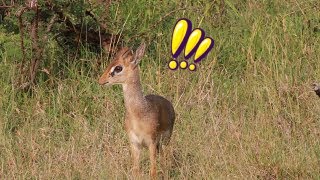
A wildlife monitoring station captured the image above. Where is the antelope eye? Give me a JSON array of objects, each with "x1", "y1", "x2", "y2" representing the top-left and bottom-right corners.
[{"x1": 114, "y1": 66, "x2": 123, "y2": 73}]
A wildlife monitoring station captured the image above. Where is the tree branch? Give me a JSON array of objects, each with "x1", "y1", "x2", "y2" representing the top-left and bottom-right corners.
[
  {"x1": 29, "y1": 6, "x2": 41, "y2": 85},
  {"x1": 43, "y1": 13, "x2": 57, "y2": 41},
  {"x1": 16, "y1": 7, "x2": 28, "y2": 77}
]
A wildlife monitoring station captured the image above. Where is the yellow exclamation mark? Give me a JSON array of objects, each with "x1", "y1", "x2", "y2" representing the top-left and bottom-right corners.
[
  {"x1": 190, "y1": 37, "x2": 214, "y2": 70},
  {"x1": 169, "y1": 18, "x2": 192, "y2": 70},
  {"x1": 184, "y1": 28, "x2": 204, "y2": 71}
]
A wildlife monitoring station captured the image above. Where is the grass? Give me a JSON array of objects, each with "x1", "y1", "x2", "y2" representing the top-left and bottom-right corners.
[{"x1": 1, "y1": 0, "x2": 320, "y2": 179}]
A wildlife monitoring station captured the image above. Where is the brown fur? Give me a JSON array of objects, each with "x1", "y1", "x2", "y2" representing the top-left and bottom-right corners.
[{"x1": 98, "y1": 43, "x2": 175, "y2": 179}]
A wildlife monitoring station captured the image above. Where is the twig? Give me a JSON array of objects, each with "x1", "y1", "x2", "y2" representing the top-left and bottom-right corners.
[
  {"x1": 45, "y1": 2, "x2": 77, "y2": 33},
  {"x1": 85, "y1": 9, "x2": 107, "y2": 32},
  {"x1": 104, "y1": 0, "x2": 112, "y2": 18},
  {"x1": 1, "y1": 0, "x2": 15, "y2": 8},
  {"x1": 0, "y1": 5, "x2": 13, "y2": 8},
  {"x1": 43, "y1": 14, "x2": 57, "y2": 40},
  {"x1": 86, "y1": 0, "x2": 112, "y2": 32},
  {"x1": 151, "y1": 6, "x2": 187, "y2": 30}
]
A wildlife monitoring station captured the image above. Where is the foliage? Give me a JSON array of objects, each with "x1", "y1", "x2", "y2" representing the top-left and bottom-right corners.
[
  {"x1": 0, "y1": 0, "x2": 118, "y2": 87},
  {"x1": 0, "y1": 30, "x2": 23, "y2": 60}
]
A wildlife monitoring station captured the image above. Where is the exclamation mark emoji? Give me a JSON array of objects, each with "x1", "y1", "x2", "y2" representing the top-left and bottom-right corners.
[
  {"x1": 168, "y1": 18, "x2": 214, "y2": 71},
  {"x1": 168, "y1": 18, "x2": 192, "y2": 70},
  {"x1": 190, "y1": 37, "x2": 214, "y2": 71},
  {"x1": 184, "y1": 28, "x2": 205, "y2": 70}
]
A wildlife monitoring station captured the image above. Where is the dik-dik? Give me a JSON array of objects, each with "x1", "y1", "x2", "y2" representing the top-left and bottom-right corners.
[{"x1": 98, "y1": 43, "x2": 175, "y2": 178}]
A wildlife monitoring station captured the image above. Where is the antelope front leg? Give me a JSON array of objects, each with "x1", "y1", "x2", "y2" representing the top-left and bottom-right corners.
[
  {"x1": 149, "y1": 143, "x2": 157, "y2": 179},
  {"x1": 131, "y1": 143, "x2": 141, "y2": 177}
]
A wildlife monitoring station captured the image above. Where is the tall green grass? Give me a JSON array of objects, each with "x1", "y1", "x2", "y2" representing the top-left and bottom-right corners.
[{"x1": 1, "y1": 0, "x2": 320, "y2": 179}]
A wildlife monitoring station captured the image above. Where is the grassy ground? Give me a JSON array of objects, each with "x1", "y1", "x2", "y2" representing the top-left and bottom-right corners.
[{"x1": 1, "y1": 0, "x2": 320, "y2": 179}]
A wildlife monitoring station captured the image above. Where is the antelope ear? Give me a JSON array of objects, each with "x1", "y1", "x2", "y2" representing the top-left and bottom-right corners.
[{"x1": 131, "y1": 42, "x2": 146, "y2": 67}]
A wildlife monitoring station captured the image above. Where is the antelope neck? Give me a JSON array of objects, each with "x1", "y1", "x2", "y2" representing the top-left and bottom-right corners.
[{"x1": 122, "y1": 71, "x2": 147, "y2": 112}]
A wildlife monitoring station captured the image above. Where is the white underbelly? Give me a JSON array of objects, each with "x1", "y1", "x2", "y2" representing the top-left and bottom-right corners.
[{"x1": 129, "y1": 130, "x2": 151, "y2": 147}]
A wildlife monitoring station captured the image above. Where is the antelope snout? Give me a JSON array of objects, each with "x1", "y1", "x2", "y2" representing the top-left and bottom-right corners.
[{"x1": 98, "y1": 77, "x2": 109, "y2": 85}]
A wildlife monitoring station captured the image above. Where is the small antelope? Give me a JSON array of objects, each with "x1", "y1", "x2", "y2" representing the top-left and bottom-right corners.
[{"x1": 98, "y1": 43, "x2": 175, "y2": 178}]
